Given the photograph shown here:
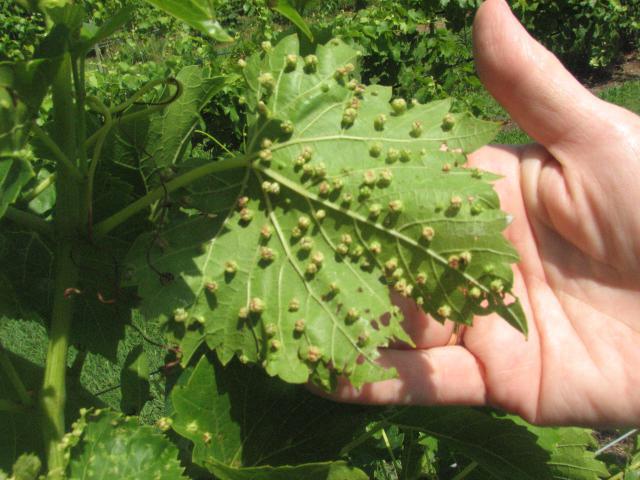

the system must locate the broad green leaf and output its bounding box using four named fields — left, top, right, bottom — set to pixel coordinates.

left=0, top=57, right=61, bottom=218
left=144, top=67, right=229, bottom=172
left=143, top=0, right=232, bottom=42
left=126, top=35, right=524, bottom=389
left=0, top=58, right=61, bottom=113
left=518, top=421, right=609, bottom=479
left=385, top=407, right=553, bottom=479
left=208, top=461, right=368, bottom=480
left=77, top=6, right=136, bottom=54
left=271, top=0, right=314, bottom=42
left=170, top=355, right=369, bottom=478
left=66, top=410, right=186, bottom=480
